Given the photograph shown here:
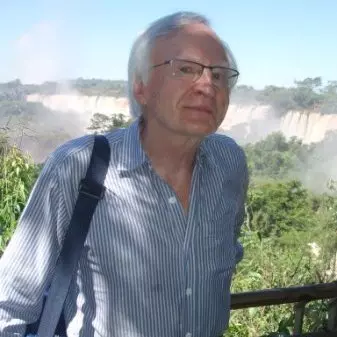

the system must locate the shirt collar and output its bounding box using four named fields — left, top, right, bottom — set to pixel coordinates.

left=117, top=118, right=218, bottom=172
left=198, top=136, right=218, bottom=168
left=117, top=118, right=148, bottom=172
